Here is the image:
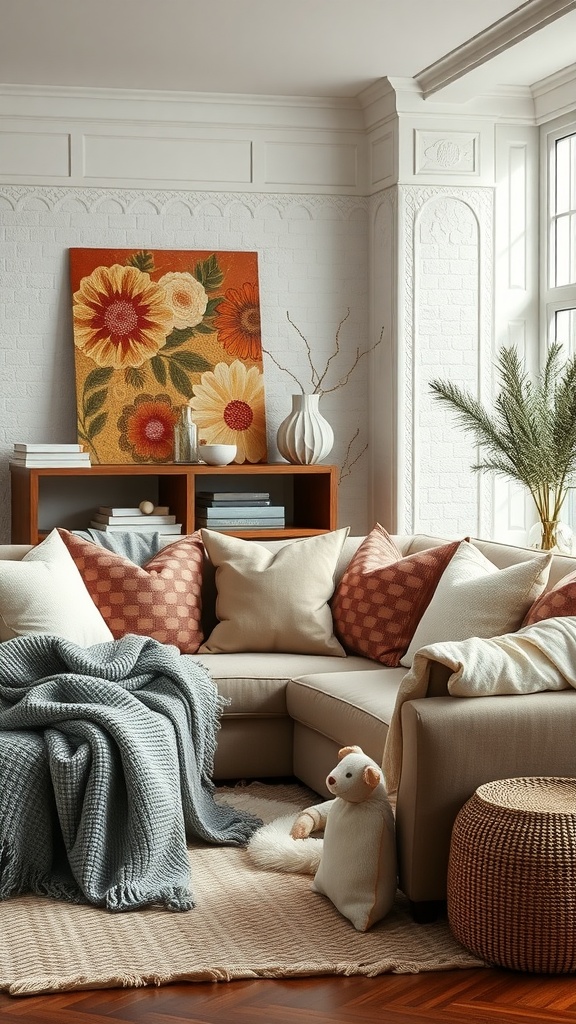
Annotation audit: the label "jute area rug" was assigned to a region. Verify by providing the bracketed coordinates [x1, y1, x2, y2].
[0, 782, 484, 996]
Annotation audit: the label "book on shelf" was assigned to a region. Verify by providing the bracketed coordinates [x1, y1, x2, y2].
[196, 517, 285, 529]
[10, 455, 91, 467]
[92, 512, 176, 526]
[97, 506, 170, 517]
[195, 498, 272, 508]
[196, 491, 270, 502]
[13, 442, 85, 453]
[89, 521, 182, 534]
[196, 505, 285, 519]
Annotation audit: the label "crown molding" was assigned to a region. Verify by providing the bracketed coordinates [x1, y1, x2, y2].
[0, 83, 364, 133]
[416, 0, 576, 98]
[531, 61, 576, 121]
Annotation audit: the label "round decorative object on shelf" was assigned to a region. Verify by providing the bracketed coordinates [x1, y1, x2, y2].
[199, 444, 237, 466]
[276, 394, 334, 465]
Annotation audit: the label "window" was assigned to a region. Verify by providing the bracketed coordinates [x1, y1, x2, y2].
[544, 121, 576, 528]
[545, 123, 576, 354]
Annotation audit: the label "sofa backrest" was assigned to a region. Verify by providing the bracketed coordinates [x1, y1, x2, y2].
[2, 532, 575, 634]
[399, 533, 576, 591]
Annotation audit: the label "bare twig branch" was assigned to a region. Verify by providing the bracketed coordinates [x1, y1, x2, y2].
[339, 427, 368, 483]
[285, 311, 319, 391]
[261, 348, 305, 393]
[316, 308, 350, 393]
[270, 313, 384, 398]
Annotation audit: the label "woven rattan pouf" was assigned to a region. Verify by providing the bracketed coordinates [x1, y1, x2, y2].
[447, 776, 576, 973]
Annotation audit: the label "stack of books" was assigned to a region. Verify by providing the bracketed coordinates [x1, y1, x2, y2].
[10, 442, 91, 468]
[195, 491, 286, 530]
[89, 506, 182, 535]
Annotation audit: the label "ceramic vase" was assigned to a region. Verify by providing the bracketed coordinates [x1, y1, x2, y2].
[276, 393, 334, 465]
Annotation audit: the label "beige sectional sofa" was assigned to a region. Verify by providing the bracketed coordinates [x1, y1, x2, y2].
[2, 531, 576, 920]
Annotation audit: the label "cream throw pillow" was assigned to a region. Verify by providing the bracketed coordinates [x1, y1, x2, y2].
[399, 541, 552, 668]
[199, 527, 350, 656]
[0, 529, 114, 646]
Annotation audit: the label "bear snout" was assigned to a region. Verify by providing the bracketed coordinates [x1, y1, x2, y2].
[327, 775, 336, 786]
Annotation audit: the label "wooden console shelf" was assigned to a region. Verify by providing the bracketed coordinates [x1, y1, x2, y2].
[10, 463, 338, 545]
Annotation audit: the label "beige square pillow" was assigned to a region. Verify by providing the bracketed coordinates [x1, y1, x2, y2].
[0, 529, 114, 646]
[400, 540, 552, 668]
[199, 527, 350, 656]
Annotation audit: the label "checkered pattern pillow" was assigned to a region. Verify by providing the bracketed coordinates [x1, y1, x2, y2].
[58, 530, 204, 653]
[331, 525, 460, 666]
[523, 568, 576, 626]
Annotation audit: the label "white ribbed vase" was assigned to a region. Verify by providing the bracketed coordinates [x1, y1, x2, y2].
[276, 393, 334, 465]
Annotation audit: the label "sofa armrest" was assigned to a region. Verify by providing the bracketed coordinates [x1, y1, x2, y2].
[396, 689, 576, 903]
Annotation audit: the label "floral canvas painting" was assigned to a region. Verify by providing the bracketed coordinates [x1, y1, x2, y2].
[69, 248, 267, 464]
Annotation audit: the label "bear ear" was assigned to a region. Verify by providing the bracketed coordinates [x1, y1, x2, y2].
[363, 765, 381, 789]
[338, 744, 363, 760]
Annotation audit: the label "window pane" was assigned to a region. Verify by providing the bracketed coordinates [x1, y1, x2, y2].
[553, 308, 576, 353]
[556, 136, 571, 214]
[553, 134, 576, 287]
[554, 214, 571, 286]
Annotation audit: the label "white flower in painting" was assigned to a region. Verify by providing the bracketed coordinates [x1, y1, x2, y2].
[158, 272, 208, 329]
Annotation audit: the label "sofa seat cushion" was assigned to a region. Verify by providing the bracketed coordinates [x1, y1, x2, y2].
[287, 668, 406, 765]
[188, 652, 378, 718]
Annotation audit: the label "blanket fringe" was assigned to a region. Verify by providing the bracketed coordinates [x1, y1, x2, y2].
[105, 882, 195, 913]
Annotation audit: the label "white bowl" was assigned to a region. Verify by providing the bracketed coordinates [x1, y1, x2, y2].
[200, 444, 237, 466]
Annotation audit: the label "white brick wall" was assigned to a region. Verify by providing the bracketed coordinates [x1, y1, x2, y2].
[0, 186, 371, 542]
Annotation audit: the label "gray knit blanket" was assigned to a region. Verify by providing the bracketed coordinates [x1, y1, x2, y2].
[0, 633, 261, 911]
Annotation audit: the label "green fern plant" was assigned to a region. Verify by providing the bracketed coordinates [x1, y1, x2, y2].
[429, 344, 576, 549]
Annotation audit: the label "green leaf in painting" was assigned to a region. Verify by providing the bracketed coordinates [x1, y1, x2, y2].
[170, 350, 212, 373]
[151, 355, 167, 385]
[84, 388, 108, 417]
[126, 250, 155, 273]
[125, 366, 146, 390]
[194, 254, 224, 293]
[191, 320, 217, 335]
[84, 367, 114, 393]
[205, 296, 224, 318]
[168, 360, 194, 398]
[87, 412, 108, 439]
[164, 327, 196, 349]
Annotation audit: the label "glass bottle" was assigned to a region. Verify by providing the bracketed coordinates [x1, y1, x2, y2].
[173, 405, 198, 463]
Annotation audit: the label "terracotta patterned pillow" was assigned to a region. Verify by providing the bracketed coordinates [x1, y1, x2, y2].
[523, 568, 576, 626]
[331, 524, 461, 666]
[58, 529, 204, 653]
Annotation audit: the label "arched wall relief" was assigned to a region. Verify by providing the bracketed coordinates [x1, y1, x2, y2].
[399, 185, 494, 537]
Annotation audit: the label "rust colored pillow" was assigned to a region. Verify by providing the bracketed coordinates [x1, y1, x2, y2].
[331, 525, 461, 666]
[524, 568, 576, 626]
[57, 529, 204, 653]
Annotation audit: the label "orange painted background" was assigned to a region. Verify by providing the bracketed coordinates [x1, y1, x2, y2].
[70, 248, 267, 464]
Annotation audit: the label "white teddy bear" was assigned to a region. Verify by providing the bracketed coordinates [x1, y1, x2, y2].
[290, 745, 397, 931]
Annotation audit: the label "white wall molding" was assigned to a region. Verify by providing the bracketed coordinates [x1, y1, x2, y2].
[0, 85, 367, 195]
[415, 0, 576, 98]
[532, 62, 576, 122]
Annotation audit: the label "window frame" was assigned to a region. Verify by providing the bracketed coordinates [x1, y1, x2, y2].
[541, 116, 576, 357]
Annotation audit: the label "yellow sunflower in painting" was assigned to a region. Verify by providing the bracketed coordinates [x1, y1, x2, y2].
[213, 282, 262, 361]
[73, 264, 174, 368]
[190, 360, 267, 464]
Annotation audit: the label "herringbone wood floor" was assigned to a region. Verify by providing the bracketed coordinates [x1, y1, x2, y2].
[1, 969, 576, 1023]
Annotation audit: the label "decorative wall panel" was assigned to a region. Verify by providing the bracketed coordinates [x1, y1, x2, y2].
[399, 185, 494, 538]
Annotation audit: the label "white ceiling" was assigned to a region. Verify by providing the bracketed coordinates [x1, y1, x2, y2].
[1, 0, 570, 100]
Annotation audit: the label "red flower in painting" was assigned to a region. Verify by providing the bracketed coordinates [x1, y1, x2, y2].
[214, 282, 262, 361]
[117, 394, 179, 463]
[73, 264, 174, 369]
